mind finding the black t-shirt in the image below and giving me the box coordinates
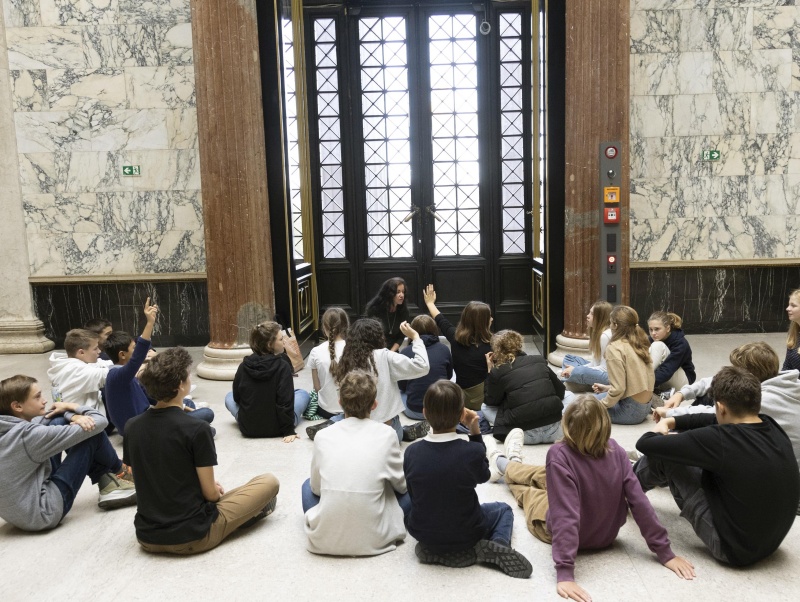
[123,406,219,545]
[434,314,491,389]
[637,413,800,566]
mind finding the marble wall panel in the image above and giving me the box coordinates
[631,3,800,263]
[2,0,202,277]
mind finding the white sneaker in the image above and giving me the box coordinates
[504,428,524,462]
[484,437,503,483]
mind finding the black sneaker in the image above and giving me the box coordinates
[402,420,430,442]
[415,543,477,568]
[474,539,533,579]
[306,419,334,441]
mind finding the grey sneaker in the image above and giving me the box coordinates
[306,419,334,441]
[474,539,533,579]
[241,497,278,529]
[402,420,430,442]
[627,449,643,465]
[415,543,477,568]
[97,473,137,510]
[504,428,524,462]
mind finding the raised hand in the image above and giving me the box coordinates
[399,320,419,341]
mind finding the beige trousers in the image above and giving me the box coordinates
[504,462,552,544]
[462,382,485,411]
[138,473,280,555]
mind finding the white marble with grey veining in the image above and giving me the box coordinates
[10,68,47,110]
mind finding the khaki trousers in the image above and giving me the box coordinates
[462,382,485,411]
[138,473,280,555]
[504,462,552,544]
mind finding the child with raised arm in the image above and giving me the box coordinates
[125,348,279,554]
[225,321,310,442]
[104,298,213,436]
[486,394,694,602]
[0,375,136,531]
[404,380,532,578]
[303,370,409,556]
[635,366,799,566]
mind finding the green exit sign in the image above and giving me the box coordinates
[702,150,721,161]
[122,165,141,176]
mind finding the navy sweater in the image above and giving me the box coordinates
[783,346,800,372]
[651,329,696,387]
[104,336,151,437]
[404,434,490,553]
[398,335,453,413]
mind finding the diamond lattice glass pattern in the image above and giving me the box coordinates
[359,17,413,259]
[282,19,304,260]
[429,14,480,257]
[499,13,526,254]
[314,18,345,259]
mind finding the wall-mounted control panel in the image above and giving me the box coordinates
[600,142,622,303]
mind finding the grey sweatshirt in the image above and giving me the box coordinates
[0,406,108,531]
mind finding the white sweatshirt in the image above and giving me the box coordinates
[47,352,110,416]
[371,337,430,423]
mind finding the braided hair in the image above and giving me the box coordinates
[321,307,349,375]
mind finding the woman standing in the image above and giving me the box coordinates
[366,277,410,352]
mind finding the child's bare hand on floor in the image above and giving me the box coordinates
[283,434,298,443]
[557,581,592,602]
[664,556,695,580]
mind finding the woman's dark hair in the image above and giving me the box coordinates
[365,277,407,313]
[333,318,385,383]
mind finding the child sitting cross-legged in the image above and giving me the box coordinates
[125,348,280,554]
[488,394,694,602]
[0,375,136,531]
[404,379,532,578]
[302,370,410,556]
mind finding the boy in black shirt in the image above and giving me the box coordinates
[124,347,280,554]
[404,380,532,578]
[634,366,799,566]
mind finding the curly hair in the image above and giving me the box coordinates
[365,277,406,313]
[490,330,523,367]
[333,318,384,383]
[139,347,193,402]
[321,308,350,376]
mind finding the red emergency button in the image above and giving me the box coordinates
[607,255,616,273]
[605,146,618,159]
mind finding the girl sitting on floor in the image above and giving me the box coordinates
[648,311,696,393]
[305,308,349,420]
[560,300,613,390]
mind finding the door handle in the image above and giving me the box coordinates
[403,205,420,222]
[426,205,442,221]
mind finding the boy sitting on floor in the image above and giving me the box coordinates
[403,379,532,578]
[303,370,410,556]
[635,366,799,566]
[104,297,213,436]
[0,375,136,531]
[124,347,279,554]
[48,329,110,417]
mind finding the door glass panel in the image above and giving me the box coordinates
[281,19,304,260]
[536,8,546,258]
[499,12,526,254]
[429,14,480,257]
[359,17,413,259]
[313,18,346,259]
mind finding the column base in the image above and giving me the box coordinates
[196,345,250,381]
[547,334,591,368]
[0,319,55,354]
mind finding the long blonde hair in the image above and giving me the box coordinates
[787,290,800,350]
[609,306,652,365]
[589,301,612,359]
[490,330,523,367]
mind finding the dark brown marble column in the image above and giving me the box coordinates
[550,0,630,365]
[191,0,275,379]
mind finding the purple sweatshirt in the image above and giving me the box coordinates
[545,439,675,582]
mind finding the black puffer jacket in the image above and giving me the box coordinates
[232,353,295,438]
[484,353,565,441]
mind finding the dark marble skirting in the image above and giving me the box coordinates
[630,265,800,335]
[32,281,210,349]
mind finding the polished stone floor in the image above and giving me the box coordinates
[2,332,798,602]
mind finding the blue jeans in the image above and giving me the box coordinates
[479,501,515,547]
[225,390,310,427]
[481,396,572,445]
[562,355,610,386]
[301,478,412,517]
[595,393,651,425]
[49,429,123,518]
[183,398,215,424]
[401,392,425,420]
